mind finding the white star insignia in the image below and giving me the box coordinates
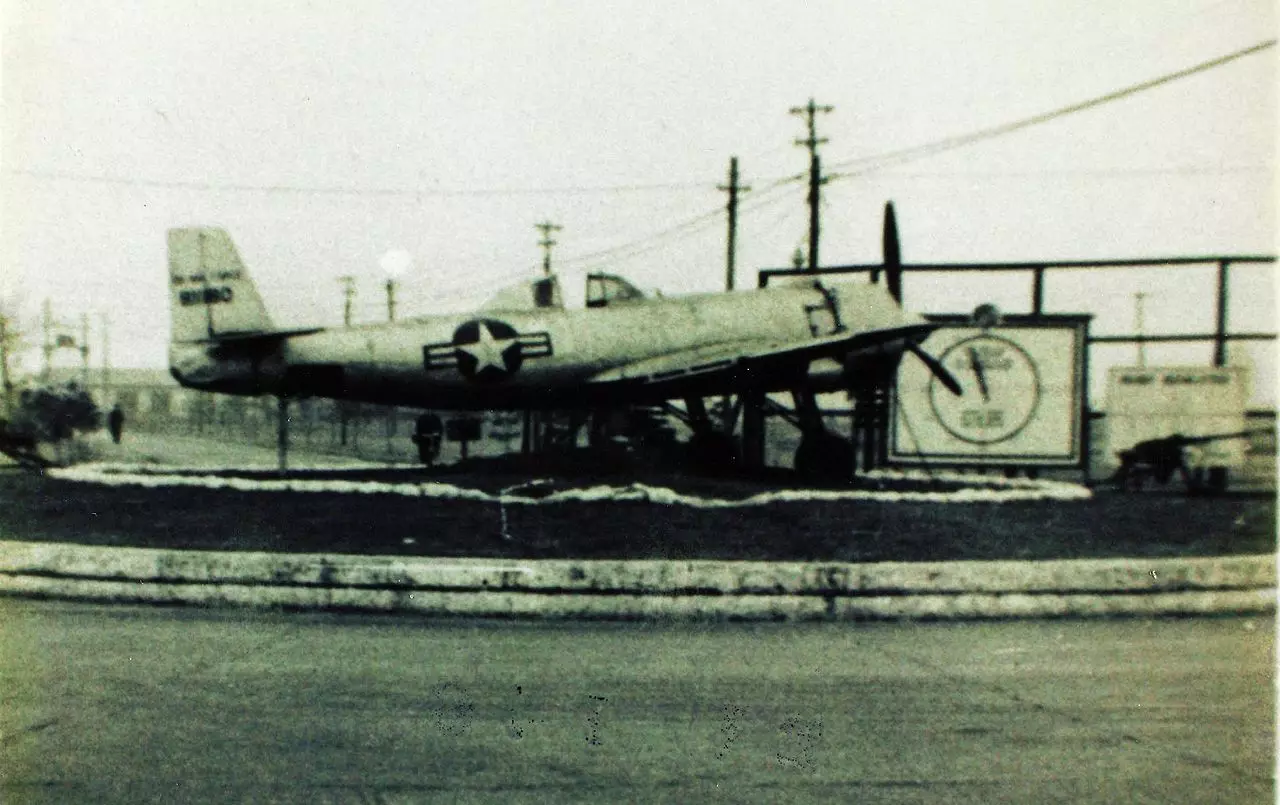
[457,322,516,373]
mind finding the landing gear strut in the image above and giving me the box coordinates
[683,396,739,472]
[412,413,443,465]
[791,389,854,479]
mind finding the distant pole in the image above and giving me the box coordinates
[101,312,111,392]
[718,157,751,291]
[378,273,396,457]
[379,249,412,324]
[1134,292,1147,367]
[0,315,11,415]
[535,221,562,276]
[337,276,353,445]
[530,222,561,457]
[337,277,356,445]
[790,98,833,272]
[80,313,90,387]
[339,276,356,327]
[41,298,52,381]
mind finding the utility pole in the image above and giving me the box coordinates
[79,313,90,387]
[101,312,111,392]
[41,298,53,382]
[790,98,833,272]
[535,221,562,276]
[718,157,751,291]
[0,314,11,415]
[1134,292,1147,367]
[338,276,356,326]
[529,221,562,454]
[337,276,357,446]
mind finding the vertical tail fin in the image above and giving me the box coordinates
[168,228,273,343]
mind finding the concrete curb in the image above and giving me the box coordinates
[0,541,1273,620]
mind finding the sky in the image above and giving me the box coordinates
[1,0,1276,404]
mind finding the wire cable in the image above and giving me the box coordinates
[3,168,721,198]
[556,177,807,273]
[555,41,1275,270]
[825,39,1276,180]
[6,40,1268,278]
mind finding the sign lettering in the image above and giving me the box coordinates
[179,286,235,306]
[961,409,1005,429]
[1162,373,1229,385]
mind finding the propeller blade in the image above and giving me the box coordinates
[883,201,902,304]
[906,341,963,396]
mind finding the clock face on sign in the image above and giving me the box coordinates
[928,334,1042,445]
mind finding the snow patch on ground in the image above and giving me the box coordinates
[49,463,1092,506]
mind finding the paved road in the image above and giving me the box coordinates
[0,600,1272,804]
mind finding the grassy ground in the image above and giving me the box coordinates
[0,454,1272,561]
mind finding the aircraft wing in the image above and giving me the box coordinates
[587,322,935,395]
[194,327,325,346]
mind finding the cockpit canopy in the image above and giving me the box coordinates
[586,273,646,309]
[480,275,564,312]
[478,272,646,312]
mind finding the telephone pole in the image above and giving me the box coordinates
[790,98,833,272]
[338,276,356,326]
[1134,292,1148,367]
[41,298,53,381]
[101,312,111,391]
[79,313,90,387]
[0,314,12,414]
[718,157,751,291]
[535,221,562,276]
[336,275,358,445]
[529,221,563,455]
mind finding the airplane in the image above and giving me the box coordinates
[166,206,962,474]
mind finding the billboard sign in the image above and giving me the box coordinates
[1104,365,1251,469]
[890,315,1088,467]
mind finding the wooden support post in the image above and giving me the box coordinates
[685,396,710,433]
[856,395,876,472]
[1214,260,1229,367]
[741,391,766,469]
[276,396,289,473]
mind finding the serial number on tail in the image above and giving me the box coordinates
[179,286,234,306]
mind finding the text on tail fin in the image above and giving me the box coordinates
[168,228,274,342]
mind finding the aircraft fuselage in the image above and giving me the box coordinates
[169,279,918,410]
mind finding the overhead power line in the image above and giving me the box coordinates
[826,39,1277,178]
[557,40,1275,271]
[5,39,1268,277]
[557,178,806,271]
[4,168,720,198]
[857,164,1274,180]
[8,39,1270,204]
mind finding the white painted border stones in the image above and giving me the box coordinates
[0,541,1271,621]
